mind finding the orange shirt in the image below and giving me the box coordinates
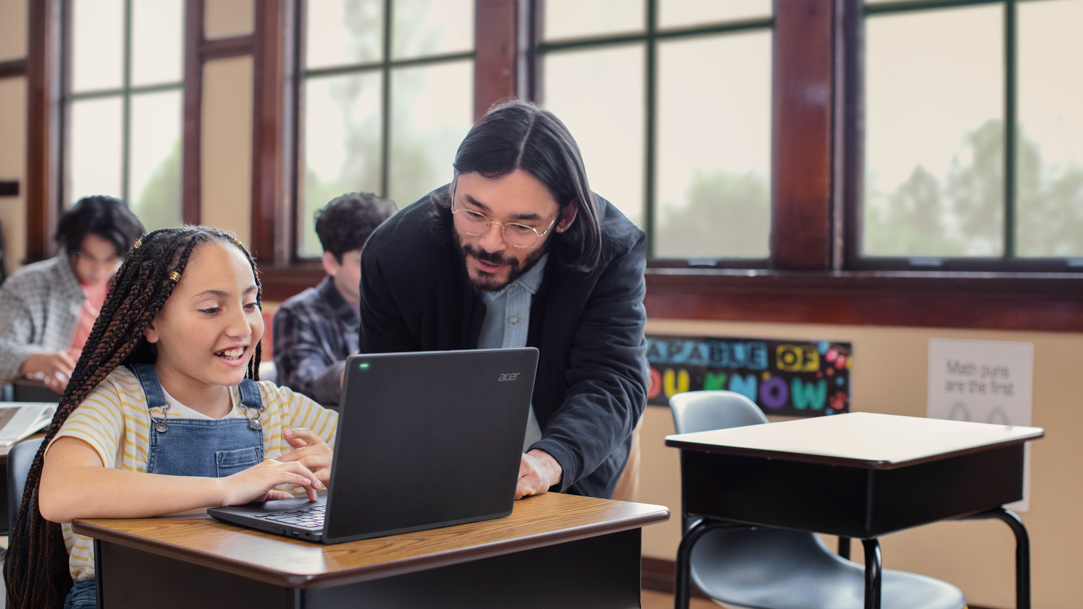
[68,280,109,358]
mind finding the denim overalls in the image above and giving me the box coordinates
[64,364,266,609]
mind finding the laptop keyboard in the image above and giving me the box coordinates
[262,505,326,529]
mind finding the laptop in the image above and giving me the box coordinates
[208,348,538,544]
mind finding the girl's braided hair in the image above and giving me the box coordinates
[4,226,262,609]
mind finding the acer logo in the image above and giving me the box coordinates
[498,373,520,381]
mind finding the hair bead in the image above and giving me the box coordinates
[170,271,181,282]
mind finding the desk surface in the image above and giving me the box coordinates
[665,412,1044,469]
[73,492,668,590]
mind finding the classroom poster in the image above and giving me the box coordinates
[646,335,853,418]
[927,338,1034,511]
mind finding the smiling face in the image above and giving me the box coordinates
[452,170,577,292]
[142,241,263,403]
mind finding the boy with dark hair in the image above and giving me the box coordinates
[273,192,396,404]
[0,195,144,393]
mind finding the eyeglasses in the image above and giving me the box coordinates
[451,204,558,249]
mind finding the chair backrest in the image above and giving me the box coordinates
[669,390,768,435]
[8,438,44,533]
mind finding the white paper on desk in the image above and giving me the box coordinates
[927,339,1033,512]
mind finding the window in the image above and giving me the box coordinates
[64,0,185,232]
[538,0,773,262]
[860,0,1083,270]
[297,0,475,258]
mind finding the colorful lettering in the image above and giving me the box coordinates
[664,368,690,398]
[760,376,789,409]
[729,373,758,402]
[792,379,827,410]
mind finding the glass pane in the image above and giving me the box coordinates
[205,0,254,39]
[864,6,1004,257]
[543,0,645,40]
[67,97,123,207]
[655,31,771,259]
[1016,0,1083,258]
[543,45,645,227]
[300,71,383,257]
[305,0,384,69]
[71,0,124,93]
[388,60,473,208]
[0,0,28,60]
[659,0,771,29]
[129,90,183,231]
[131,0,184,86]
[392,0,473,60]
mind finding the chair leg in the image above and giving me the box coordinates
[838,536,852,560]
[675,519,732,609]
[960,508,1030,609]
[862,538,882,609]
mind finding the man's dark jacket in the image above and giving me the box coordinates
[357,186,648,498]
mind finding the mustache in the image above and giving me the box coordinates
[462,244,519,269]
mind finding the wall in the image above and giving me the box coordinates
[0,0,27,275]
[639,318,1083,609]
[201,56,253,245]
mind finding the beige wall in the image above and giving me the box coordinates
[0,77,27,276]
[201,56,253,246]
[0,0,28,60]
[205,0,254,40]
[640,319,1083,609]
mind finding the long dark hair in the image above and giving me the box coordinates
[433,99,605,272]
[4,227,262,609]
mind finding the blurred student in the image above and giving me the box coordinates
[273,192,396,405]
[0,195,144,393]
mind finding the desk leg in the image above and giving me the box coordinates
[961,508,1030,609]
[862,538,881,609]
[674,519,732,609]
[838,536,852,560]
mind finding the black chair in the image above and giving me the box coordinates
[7,438,43,536]
[670,390,966,609]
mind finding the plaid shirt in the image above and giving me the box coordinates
[272,276,359,405]
[0,253,86,384]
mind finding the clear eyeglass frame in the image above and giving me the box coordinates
[451,204,559,249]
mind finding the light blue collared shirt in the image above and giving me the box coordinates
[477,253,548,451]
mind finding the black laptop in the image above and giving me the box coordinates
[208,348,538,544]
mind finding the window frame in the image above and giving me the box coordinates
[21,0,1081,331]
[535,1,775,266]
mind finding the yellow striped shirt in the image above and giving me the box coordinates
[50,366,339,582]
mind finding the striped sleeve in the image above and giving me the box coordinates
[260,381,339,449]
[51,377,126,469]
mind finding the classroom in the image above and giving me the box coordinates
[0,1,1080,608]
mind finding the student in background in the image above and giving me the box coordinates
[273,192,396,405]
[0,195,144,393]
[358,100,648,500]
[4,227,336,609]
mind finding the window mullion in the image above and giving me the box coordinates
[644,0,656,258]
[1004,0,1016,259]
[121,0,133,205]
[380,0,393,200]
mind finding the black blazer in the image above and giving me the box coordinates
[358,186,648,498]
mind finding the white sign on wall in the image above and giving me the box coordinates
[927,338,1034,511]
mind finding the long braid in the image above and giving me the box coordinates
[4,227,263,609]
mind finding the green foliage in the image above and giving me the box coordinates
[656,169,770,259]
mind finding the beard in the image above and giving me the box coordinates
[454,231,547,292]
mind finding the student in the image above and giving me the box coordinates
[0,195,144,393]
[358,100,647,500]
[4,227,338,609]
[273,192,396,404]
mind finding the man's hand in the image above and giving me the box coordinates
[276,428,333,485]
[21,351,76,393]
[516,449,563,500]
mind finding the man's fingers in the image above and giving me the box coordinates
[57,350,76,370]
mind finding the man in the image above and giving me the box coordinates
[358,100,648,499]
[0,195,144,393]
[274,192,396,405]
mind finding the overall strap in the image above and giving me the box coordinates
[127,363,167,409]
[237,378,266,430]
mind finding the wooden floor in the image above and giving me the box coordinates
[642,589,719,609]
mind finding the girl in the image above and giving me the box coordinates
[4,227,338,609]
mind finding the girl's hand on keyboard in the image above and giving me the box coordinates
[278,428,333,486]
[218,459,323,505]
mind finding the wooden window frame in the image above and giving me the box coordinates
[22,0,1081,330]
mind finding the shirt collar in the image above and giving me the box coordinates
[317,275,360,324]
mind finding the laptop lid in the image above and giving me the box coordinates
[321,348,538,544]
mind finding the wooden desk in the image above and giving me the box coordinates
[666,412,1044,609]
[74,493,669,609]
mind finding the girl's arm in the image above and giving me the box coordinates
[38,436,322,523]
